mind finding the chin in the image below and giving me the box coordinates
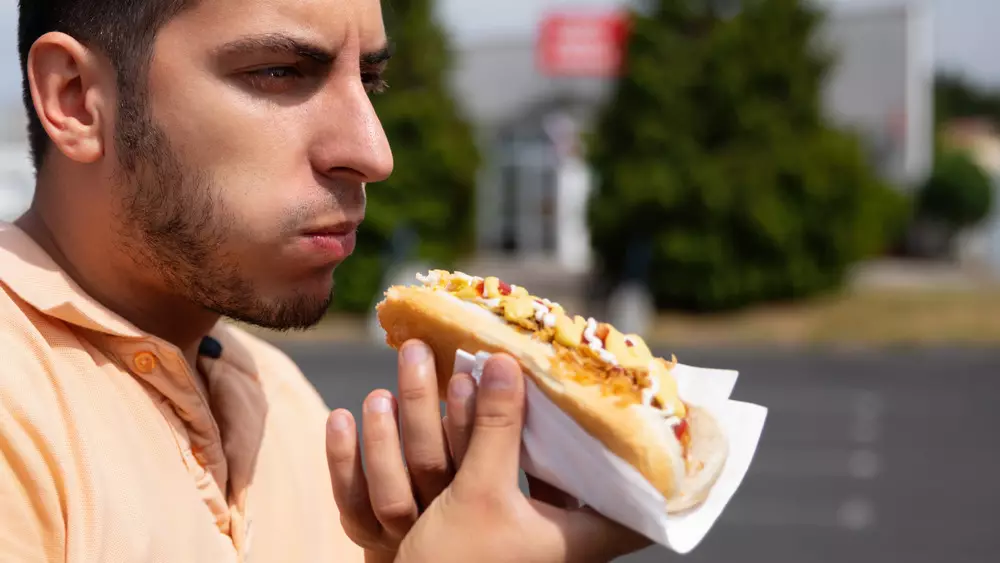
[219,287,334,332]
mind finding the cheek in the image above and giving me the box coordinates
[148,67,313,192]
[147,85,320,239]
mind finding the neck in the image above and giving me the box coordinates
[16,205,218,368]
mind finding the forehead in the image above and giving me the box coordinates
[165,0,386,51]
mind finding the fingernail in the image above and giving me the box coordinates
[402,341,430,364]
[368,396,392,413]
[450,376,475,399]
[329,411,350,431]
[481,362,514,390]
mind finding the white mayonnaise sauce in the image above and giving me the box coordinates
[416,271,441,286]
[531,300,550,322]
[542,313,557,328]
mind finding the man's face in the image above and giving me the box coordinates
[112,0,393,330]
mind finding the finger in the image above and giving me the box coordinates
[454,354,525,495]
[325,410,382,546]
[361,391,419,540]
[527,475,580,510]
[397,340,453,509]
[444,373,477,468]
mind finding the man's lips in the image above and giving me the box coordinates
[302,222,360,237]
[297,221,361,263]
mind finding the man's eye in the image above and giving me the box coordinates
[243,66,303,93]
[363,73,389,95]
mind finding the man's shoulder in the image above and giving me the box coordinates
[0,283,64,384]
[0,284,79,449]
[212,323,331,413]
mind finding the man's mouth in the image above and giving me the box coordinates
[302,218,363,237]
[297,220,362,263]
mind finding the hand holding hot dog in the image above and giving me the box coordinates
[395,354,651,563]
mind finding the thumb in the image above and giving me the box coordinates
[453,354,526,495]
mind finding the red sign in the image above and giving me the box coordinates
[537,12,631,78]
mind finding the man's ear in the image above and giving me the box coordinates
[26,32,112,165]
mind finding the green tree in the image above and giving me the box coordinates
[918,148,994,232]
[586,0,906,312]
[935,71,1000,129]
[330,0,481,313]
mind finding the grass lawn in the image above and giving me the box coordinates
[647,288,1000,347]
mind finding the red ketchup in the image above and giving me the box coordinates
[673,418,689,440]
[477,279,513,297]
[595,324,610,344]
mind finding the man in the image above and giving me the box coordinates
[1,1,649,562]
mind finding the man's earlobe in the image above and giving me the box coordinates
[27,32,109,165]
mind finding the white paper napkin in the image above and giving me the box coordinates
[453,349,768,554]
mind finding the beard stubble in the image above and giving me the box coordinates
[111,102,335,332]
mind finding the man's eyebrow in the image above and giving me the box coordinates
[213,33,335,63]
[361,43,393,66]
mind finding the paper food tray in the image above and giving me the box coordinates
[453,349,767,554]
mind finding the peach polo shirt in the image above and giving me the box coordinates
[0,222,365,562]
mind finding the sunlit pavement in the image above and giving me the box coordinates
[277,342,1000,563]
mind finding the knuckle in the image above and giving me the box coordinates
[374,498,418,525]
[474,410,519,430]
[407,452,451,476]
[398,382,432,403]
[328,445,355,466]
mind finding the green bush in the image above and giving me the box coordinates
[330,0,480,313]
[916,148,994,231]
[586,0,907,312]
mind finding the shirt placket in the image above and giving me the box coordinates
[198,351,268,560]
[119,344,234,538]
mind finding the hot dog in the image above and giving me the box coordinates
[375,270,729,513]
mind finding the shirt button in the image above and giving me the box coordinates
[133,352,158,374]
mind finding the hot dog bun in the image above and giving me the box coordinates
[375,271,728,512]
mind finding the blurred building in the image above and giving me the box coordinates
[450,0,935,276]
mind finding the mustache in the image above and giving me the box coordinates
[281,186,367,232]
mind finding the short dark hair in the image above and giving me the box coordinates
[17,0,192,170]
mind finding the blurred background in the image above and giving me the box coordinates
[3,0,999,561]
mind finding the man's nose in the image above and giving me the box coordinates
[311,79,394,184]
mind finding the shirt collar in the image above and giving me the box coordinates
[0,221,260,373]
[0,221,148,339]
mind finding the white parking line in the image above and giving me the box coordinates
[836,391,883,532]
[847,449,881,480]
[837,497,877,531]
